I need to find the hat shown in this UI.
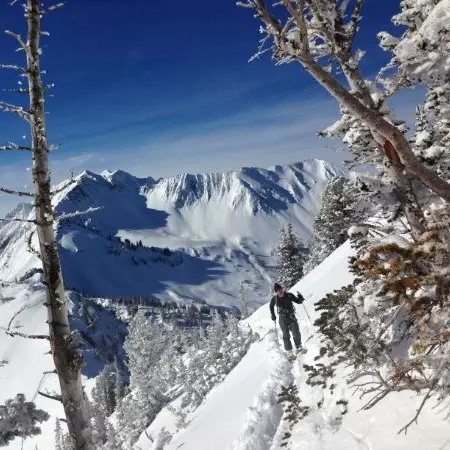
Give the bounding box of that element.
[274,283,283,292]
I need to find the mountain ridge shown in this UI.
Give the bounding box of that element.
[0,158,338,309]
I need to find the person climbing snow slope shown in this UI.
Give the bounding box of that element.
[270,282,306,356]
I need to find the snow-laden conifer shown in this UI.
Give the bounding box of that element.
[0,394,49,447]
[304,177,359,273]
[276,223,308,288]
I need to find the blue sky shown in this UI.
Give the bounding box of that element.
[0,0,421,214]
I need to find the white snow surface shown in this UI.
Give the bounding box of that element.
[0,282,64,450]
[136,241,450,450]
[0,279,125,450]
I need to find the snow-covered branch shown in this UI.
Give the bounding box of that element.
[2,327,50,340]
[0,63,26,73]
[397,385,435,435]
[56,206,103,221]
[0,217,36,224]
[0,186,34,197]
[2,305,50,340]
[40,2,65,14]
[50,178,76,196]
[4,29,27,52]
[239,0,450,204]
[38,390,62,403]
[347,0,364,48]
[0,142,32,151]
[0,101,31,122]
[3,87,30,95]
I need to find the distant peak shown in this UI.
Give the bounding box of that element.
[102,169,155,187]
[145,158,338,213]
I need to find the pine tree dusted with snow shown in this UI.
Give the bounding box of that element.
[115,311,169,447]
[90,363,120,447]
[277,224,309,288]
[0,394,49,447]
[124,311,168,393]
[308,222,450,432]
[415,83,450,179]
[107,311,255,447]
[378,0,449,85]
[91,363,119,418]
[304,177,360,273]
[159,313,255,429]
[54,418,74,450]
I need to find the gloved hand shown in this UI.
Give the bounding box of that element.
[271,314,276,321]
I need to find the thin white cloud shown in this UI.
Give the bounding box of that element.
[0,88,426,216]
[97,96,344,177]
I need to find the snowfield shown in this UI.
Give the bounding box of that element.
[136,241,450,450]
[0,279,126,450]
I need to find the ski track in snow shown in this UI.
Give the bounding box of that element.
[230,333,291,450]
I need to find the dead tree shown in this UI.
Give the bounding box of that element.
[238,0,450,214]
[0,1,93,448]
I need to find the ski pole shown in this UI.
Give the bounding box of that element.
[301,301,315,344]
[302,303,313,325]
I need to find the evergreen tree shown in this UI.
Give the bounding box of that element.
[113,356,127,403]
[0,394,49,447]
[415,83,450,179]
[111,312,255,445]
[54,418,74,450]
[379,0,447,85]
[115,311,169,447]
[123,311,168,393]
[91,363,116,417]
[304,177,360,273]
[103,423,120,450]
[276,223,309,289]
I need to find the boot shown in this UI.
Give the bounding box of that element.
[295,345,307,355]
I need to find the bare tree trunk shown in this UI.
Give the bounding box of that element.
[300,55,450,203]
[26,1,93,448]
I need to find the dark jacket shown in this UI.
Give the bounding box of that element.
[270,291,304,318]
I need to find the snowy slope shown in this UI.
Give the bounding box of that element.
[136,241,450,450]
[0,278,126,450]
[0,159,337,310]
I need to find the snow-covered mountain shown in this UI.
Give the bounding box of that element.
[0,158,337,311]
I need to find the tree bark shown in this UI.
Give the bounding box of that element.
[26,1,93,448]
[299,55,450,203]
